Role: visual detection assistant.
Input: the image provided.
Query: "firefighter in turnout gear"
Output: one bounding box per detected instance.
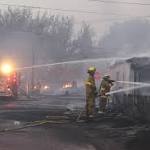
[99,75,115,113]
[85,67,97,119]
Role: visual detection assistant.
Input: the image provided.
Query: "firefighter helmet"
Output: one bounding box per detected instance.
[103,75,110,80]
[87,67,96,74]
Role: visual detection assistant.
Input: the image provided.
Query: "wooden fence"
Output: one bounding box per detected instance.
[112,94,150,121]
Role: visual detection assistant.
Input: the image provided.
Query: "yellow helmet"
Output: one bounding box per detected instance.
[87,67,96,73]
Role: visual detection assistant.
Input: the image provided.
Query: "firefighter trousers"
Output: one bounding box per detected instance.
[99,97,107,112]
[86,96,95,117]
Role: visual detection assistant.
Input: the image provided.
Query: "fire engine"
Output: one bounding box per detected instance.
[0,63,18,99]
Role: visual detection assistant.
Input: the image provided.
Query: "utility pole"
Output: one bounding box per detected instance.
[31,45,35,91]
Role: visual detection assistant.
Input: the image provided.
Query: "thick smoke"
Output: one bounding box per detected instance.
[99,19,150,57]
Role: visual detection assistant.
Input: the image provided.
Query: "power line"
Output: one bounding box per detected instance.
[0,3,103,15]
[90,0,150,6]
[0,2,149,22]
[80,15,150,24]
[0,2,139,18]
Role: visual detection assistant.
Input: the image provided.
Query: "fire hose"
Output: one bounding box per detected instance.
[0,116,70,133]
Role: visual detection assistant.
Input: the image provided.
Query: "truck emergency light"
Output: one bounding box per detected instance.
[1,64,13,75]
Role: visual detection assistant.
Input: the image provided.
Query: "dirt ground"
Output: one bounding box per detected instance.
[0,106,149,150]
[63,113,150,150]
[23,112,150,150]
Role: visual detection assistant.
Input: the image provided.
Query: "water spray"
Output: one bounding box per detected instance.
[15,57,150,96]
[16,55,149,71]
[116,81,150,86]
[107,84,150,95]
[16,57,130,71]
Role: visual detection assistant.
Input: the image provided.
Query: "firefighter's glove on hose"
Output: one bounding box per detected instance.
[109,80,115,86]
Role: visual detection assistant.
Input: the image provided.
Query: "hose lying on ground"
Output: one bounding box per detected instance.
[0,118,69,133]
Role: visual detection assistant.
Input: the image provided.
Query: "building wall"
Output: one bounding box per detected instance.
[109,59,150,121]
[134,67,150,96]
[110,62,133,95]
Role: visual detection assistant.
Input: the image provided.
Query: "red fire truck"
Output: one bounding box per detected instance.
[0,63,19,99]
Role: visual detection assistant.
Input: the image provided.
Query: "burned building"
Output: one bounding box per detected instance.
[109,57,150,120]
[110,57,150,96]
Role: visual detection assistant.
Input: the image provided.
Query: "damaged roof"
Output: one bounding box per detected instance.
[110,57,150,69]
[127,57,150,69]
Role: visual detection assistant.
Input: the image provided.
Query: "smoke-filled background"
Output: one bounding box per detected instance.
[0,0,149,63]
[0,9,150,63]
[0,0,149,62]
[0,1,148,93]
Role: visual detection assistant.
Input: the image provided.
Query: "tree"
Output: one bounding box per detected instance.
[0,7,96,68]
[71,23,95,59]
[0,8,75,63]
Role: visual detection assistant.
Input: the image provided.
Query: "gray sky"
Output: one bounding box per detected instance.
[0,0,150,38]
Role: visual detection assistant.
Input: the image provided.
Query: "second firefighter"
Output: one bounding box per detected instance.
[99,75,115,113]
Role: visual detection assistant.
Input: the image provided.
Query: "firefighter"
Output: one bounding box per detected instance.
[98,75,115,113]
[85,67,97,119]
